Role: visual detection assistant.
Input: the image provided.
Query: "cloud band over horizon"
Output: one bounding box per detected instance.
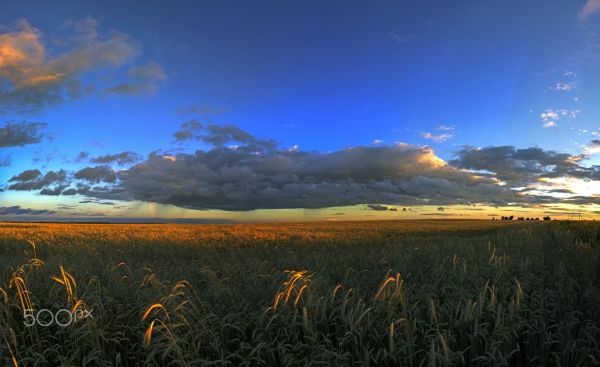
[3,122,599,214]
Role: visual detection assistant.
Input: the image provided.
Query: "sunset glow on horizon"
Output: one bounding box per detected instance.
[1,1,600,222]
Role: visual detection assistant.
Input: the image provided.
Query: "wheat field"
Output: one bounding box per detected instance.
[0,220,599,366]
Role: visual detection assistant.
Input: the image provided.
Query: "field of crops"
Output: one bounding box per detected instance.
[0,220,599,366]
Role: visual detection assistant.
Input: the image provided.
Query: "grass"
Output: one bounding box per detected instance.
[0,219,599,366]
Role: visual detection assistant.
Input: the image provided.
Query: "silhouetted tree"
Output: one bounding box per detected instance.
[543,216,551,221]
[509,215,514,220]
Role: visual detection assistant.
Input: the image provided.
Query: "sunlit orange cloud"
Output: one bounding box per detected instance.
[0,44,26,66]
[416,148,447,169]
[0,18,153,112]
[0,21,46,85]
[17,73,67,87]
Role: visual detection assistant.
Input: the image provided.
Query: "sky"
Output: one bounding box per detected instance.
[1,0,600,222]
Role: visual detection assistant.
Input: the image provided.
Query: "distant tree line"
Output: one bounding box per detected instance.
[493,216,551,221]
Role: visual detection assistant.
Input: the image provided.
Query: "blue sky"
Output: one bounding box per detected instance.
[1,0,600,221]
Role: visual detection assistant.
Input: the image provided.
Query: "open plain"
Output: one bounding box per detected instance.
[0,220,599,366]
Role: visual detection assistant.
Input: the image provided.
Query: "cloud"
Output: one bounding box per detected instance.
[173,121,276,150]
[421,132,453,143]
[74,166,116,183]
[584,139,600,155]
[540,108,579,128]
[0,18,161,114]
[0,121,46,147]
[91,151,140,165]
[7,169,66,191]
[104,61,166,96]
[173,119,204,141]
[450,146,600,189]
[56,126,514,210]
[579,0,600,21]
[540,110,560,120]
[551,82,576,91]
[0,205,55,215]
[0,120,45,166]
[8,168,40,181]
[75,151,89,162]
[200,124,275,148]
[39,186,68,196]
[174,130,193,141]
[6,124,600,212]
[421,125,455,143]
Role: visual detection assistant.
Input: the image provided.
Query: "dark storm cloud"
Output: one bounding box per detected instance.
[102,137,515,210]
[174,130,193,141]
[75,151,89,162]
[74,166,116,182]
[9,169,41,182]
[173,119,203,141]
[6,124,599,212]
[40,186,68,196]
[7,169,66,191]
[450,145,600,185]
[0,120,48,168]
[200,124,257,146]
[173,121,276,150]
[91,151,140,165]
[0,206,55,215]
[0,121,47,148]
[3,125,518,210]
